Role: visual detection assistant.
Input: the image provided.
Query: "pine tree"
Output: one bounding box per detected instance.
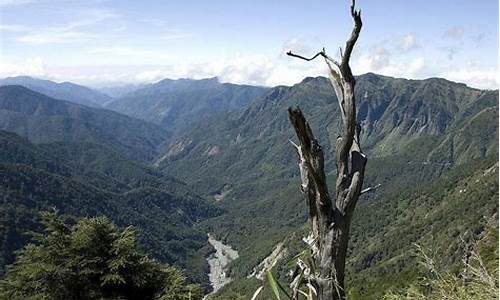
[0,212,201,300]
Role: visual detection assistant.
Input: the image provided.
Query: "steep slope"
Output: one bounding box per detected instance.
[0,130,220,288]
[0,76,112,107]
[0,85,170,161]
[157,74,497,195]
[346,158,498,299]
[154,74,498,296]
[215,157,498,300]
[106,77,268,133]
[0,130,186,194]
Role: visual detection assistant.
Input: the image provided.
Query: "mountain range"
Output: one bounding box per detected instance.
[106,77,268,134]
[0,76,113,107]
[0,74,497,298]
[0,85,169,161]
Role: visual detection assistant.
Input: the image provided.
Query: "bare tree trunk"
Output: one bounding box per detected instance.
[287,1,367,299]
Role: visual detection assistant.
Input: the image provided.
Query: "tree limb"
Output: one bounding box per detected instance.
[342,0,362,70]
[286,50,325,61]
[287,48,340,67]
[360,184,381,195]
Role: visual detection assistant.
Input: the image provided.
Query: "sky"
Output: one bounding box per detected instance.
[0,0,498,89]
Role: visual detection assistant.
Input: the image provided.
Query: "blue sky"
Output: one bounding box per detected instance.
[0,0,498,88]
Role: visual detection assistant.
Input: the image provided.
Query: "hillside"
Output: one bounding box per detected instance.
[106,77,268,134]
[0,76,112,107]
[211,157,498,299]
[157,74,496,177]
[0,85,170,161]
[0,130,220,288]
[346,157,498,299]
[156,75,497,211]
[153,74,498,297]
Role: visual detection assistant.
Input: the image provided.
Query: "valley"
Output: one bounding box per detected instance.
[0,74,497,298]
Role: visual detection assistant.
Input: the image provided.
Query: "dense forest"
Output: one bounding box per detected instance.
[0,69,497,299]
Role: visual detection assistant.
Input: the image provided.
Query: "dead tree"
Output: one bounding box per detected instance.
[286,0,371,299]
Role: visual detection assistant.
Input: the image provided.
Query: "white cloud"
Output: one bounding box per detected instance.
[159,31,193,41]
[471,33,488,48]
[281,38,314,56]
[441,65,498,90]
[354,49,427,79]
[355,46,391,72]
[17,10,117,44]
[0,57,46,77]
[88,46,173,63]
[132,53,324,87]
[1,34,495,91]
[442,46,459,60]
[18,31,97,44]
[400,33,420,52]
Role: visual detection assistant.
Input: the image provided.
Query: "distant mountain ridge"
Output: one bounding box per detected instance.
[98,83,147,98]
[157,73,497,184]
[0,85,169,161]
[106,77,269,134]
[0,76,113,107]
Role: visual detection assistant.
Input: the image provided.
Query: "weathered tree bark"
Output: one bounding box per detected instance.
[287,1,366,299]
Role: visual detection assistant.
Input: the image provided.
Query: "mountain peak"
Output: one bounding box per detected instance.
[298,76,329,86]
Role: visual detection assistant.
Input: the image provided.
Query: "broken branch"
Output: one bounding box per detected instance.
[360,184,382,195]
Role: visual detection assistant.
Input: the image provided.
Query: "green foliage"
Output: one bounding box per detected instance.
[0,212,201,300]
[346,157,498,299]
[0,85,170,161]
[206,292,247,300]
[266,270,285,300]
[0,130,221,289]
[383,239,498,300]
[107,77,268,132]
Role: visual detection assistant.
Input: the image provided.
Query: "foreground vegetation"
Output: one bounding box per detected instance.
[0,212,201,300]
[384,231,498,300]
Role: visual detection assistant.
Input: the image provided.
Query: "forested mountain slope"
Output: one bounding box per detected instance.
[212,157,498,299]
[0,85,170,161]
[106,77,268,134]
[153,74,498,297]
[158,74,497,184]
[0,130,220,288]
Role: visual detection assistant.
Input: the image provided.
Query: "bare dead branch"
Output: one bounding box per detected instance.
[341,0,362,76]
[360,183,382,195]
[286,50,326,61]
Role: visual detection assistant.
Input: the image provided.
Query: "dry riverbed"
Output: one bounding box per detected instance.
[206,233,239,294]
